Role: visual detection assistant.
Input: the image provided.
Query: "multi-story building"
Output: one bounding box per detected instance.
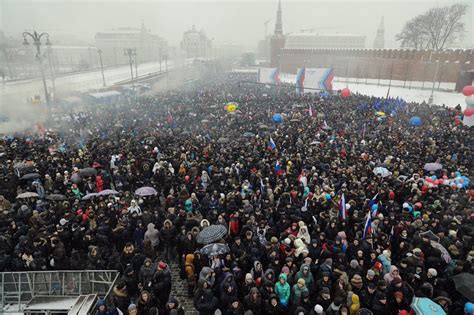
[95,21,167,66]
[181,25,212,59]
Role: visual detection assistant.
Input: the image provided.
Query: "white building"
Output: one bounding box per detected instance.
[181,25,212,59]
[95,21,167,66]
[284,33,366,49]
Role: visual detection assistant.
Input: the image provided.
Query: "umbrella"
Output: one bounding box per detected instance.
[200,243,230,256]
[201,119,209,123]
[290,119,300,122]
[317,113,325,119]
[181,131,191,135]
[16,192,39,199]
[82,193,98,200]
[375,111,386,116]
[71,173,82,183]
[79,168,97,177]
[310,141,321,145]
[135,186,158,196]
[410,297,446,315]
[243,132,255,138]
[98,189,119,196]
[46,194,67,201]
[258,124,269,130]
[217,137,230,144]
[373,167,391,177]
[451,273,474,301]
[197,225,228,244]
[20,173,41,180]
[419,230,440,242]
[14,162,35,171]
[424,163,442,172]
[430,240,452,263]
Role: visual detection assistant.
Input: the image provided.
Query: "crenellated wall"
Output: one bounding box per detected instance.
[279,48,474,83]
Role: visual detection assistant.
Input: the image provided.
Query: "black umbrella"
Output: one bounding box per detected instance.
[79,168,97,177]
[451,273,474,301]
[197,225,227,244]
[71,173,82,183]
[200,243,230,256]
[21,173,41,180]
[419,230,440,242]
[46,194,67,201]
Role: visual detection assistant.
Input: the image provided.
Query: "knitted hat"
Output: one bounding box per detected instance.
[128,304,137,311]
[367,269,375,277]
[351,274,363,287]
[297,278,305,286]
[427,268,438,277]
[314,304,324,313]
[158,261,167,270]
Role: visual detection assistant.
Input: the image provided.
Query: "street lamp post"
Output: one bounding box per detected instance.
[22,31,51,104]
[97,49,106,87]
[46,46,56,99]
[124,48,136,89]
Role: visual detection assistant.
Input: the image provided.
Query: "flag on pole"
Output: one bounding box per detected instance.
[368,193,379,217]
[268,137,276,151]
[308,105,314,117]
[166,110,173,124]
[275,161,283,176]
[338,193,347,221]
[260,178,265,193]
[362,212,372,239]
[362,123,366,139]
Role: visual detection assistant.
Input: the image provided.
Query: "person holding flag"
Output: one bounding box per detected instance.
[338,193,348,221]
[268,136,277,151]
[362,211,372,240]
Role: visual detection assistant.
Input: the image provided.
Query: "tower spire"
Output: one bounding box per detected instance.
[274,0,283,35]
[373,16,385,49]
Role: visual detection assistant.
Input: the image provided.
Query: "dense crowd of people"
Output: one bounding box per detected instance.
[0,72,472,315]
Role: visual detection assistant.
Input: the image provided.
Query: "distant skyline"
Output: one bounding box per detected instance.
[1,0,472,50]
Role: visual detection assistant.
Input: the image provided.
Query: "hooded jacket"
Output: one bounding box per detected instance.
[295,263,314,291]
[274,273,291,305]
[144,223,160,247]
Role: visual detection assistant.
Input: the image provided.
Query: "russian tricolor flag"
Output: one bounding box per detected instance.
[339,193,347,221]
[362,211,372,239]
[275,161,283,176]
[269,137,276,151]
[368,193,379,217]
[309,105,314,118]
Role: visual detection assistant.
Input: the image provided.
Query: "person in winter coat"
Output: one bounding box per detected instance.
[137,290,156,315]
[194,290,218,315]
[139,258,155,290]
[388,291,410,315]
[163,296,185,315]
[112,281,129,315]
[372,291,388,314]
[160,219,178,261]
[226,297,245,315]
[315,287,332,311]
[95,299,112,315]
[295,263,314,292]
[349,293,361,315]
[144,223,160,251]
[185,254,197,297]
[383,265,401,285]
[244,287,263,314]
[292,278,309,307]
[275,273,291,308]
[127,200,142,216]
[152,261,172,313]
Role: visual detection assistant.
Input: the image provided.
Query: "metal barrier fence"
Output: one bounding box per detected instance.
[0,270,119,314]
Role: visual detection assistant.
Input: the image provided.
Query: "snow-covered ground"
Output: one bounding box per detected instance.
[280,73,466,109]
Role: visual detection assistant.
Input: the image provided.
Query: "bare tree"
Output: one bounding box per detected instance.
[396,3,468,50]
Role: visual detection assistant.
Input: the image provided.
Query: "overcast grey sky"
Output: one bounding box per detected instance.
[1,0,472,49]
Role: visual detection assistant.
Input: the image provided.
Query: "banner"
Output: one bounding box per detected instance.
[257,68,280,84]
[296,68,305,94]
[302,68,334,92]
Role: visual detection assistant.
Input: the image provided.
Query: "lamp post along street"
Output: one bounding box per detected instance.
[124,48,136,90]
[22,31,51,106]
[98,49,106,87]
[46,46,56,99]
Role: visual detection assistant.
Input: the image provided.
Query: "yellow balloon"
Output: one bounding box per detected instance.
[227,104,237,113]
[375,111,386,116]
